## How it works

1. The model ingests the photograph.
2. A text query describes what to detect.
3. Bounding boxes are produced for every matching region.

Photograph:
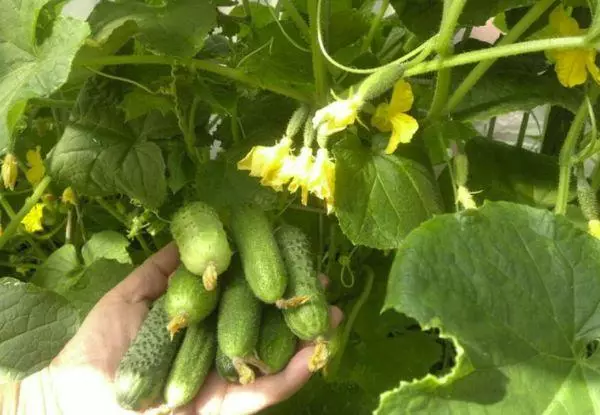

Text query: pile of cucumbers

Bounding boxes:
[114,202,332,411]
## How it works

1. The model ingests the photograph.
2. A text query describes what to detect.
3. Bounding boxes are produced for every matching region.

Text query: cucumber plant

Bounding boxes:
[3,1,600,414]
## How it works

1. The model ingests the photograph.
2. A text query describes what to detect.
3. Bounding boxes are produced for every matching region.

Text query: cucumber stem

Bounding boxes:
[244,354,273,375]
[166,314,188,339]
[233,358,256,385]
[275,295,311,309]
[308,337,330,372]
[202,262,218,291]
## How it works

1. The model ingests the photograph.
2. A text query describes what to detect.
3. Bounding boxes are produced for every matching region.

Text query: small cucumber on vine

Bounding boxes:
[257,307,297,374]
[114,297,182,411]
[216,346,239,383]
[230,205,287,304]
[275,224,331,372]
[165,266,220,337]
[164,319,216,409]
[171,201,232,290]
[217,264,262,384]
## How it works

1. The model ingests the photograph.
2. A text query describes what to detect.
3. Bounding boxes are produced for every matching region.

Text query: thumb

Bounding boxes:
[111,242,179,304]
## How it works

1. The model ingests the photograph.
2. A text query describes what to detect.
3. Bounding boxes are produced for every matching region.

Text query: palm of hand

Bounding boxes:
[38,244,340,415]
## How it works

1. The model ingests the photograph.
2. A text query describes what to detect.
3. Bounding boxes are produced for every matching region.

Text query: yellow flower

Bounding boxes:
[588,219,600,239]
[308,148,336,213]
[287,147,314,205]
[548,7,600,88]
[313,96,363,139]
[21,203,44,233]
[25,146,45,185]
[237,137,293,184]
[371,80,419,154]
[62,187,77,206]
[2,153,18,191]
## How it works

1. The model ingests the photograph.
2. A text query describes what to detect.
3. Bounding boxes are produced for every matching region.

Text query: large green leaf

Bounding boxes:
[379,202,600,413]
[63,259,133,317]
[0,3,89,148]
[0,278,80,382]
[88,0,216,57]
[48,80,167,208]
[333,136,443,249]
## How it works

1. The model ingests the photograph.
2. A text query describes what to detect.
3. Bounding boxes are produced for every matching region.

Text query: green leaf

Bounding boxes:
[379,201,600,413]
[30,244,81,293]
[88,0,217,57]
[0,278,80,382]
[63,259,134,317]
[391,0,535,39]
[121,90,173,121]
[333,136,443,249]
[81,231,132,265]
[0,9,89,149]
[48,80,167,208]
[437,138,575,210]
[451,47,582,120]
[195,159,278,211]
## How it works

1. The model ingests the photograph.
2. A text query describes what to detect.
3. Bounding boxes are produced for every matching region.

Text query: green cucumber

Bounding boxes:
[114,297,182,411]
[165,266,220,336]
[171,202,232,290]
[216,346,239,383]
[275,225,330,371]
[217,264,262,384]
[258,307,297,374]
[164,319,216,409]
[230,206,287,303]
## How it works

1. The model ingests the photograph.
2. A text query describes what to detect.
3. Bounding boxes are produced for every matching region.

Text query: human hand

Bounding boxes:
[9,243,342,415]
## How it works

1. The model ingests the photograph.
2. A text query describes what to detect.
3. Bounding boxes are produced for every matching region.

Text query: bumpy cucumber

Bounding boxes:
[258,307,297,374]
[216,346,239,383]
[230,206,287,303]
[164,319,216,409]
[114,297,182,411]
[217,265,262,384]
[165,266,220,336]
[171,202,232,290]
[275,225,330,371]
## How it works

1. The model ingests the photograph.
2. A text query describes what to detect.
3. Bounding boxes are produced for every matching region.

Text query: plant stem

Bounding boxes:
[76,55,312,103]
[555,94,597,215]
[280,0,310,40]
[308,0,329,105]
[428,0,466,119]
[487,117,497,139]
[95,197,152,256]
[0,176,51,252]
[360,0,389,53]
[404,36,585,78]
[445,0,555,113]
[516,112,530,148]
[436,0,467,55]
[323,265,374,380]
[242,0,252,23]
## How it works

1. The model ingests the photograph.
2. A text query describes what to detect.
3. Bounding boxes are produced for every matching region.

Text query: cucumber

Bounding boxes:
[230,206,287,303]
[217,264,262,384]
[164,319,216,409]
[258,307,297,374]
[275,225,330,371]
[165,266,220,336]
[114,297,182,411]
[171,202,232,290]
[216,346,239,383]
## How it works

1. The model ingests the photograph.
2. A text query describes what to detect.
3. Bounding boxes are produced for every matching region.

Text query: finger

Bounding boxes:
[111,242,179,304]
[219,346,316,415]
